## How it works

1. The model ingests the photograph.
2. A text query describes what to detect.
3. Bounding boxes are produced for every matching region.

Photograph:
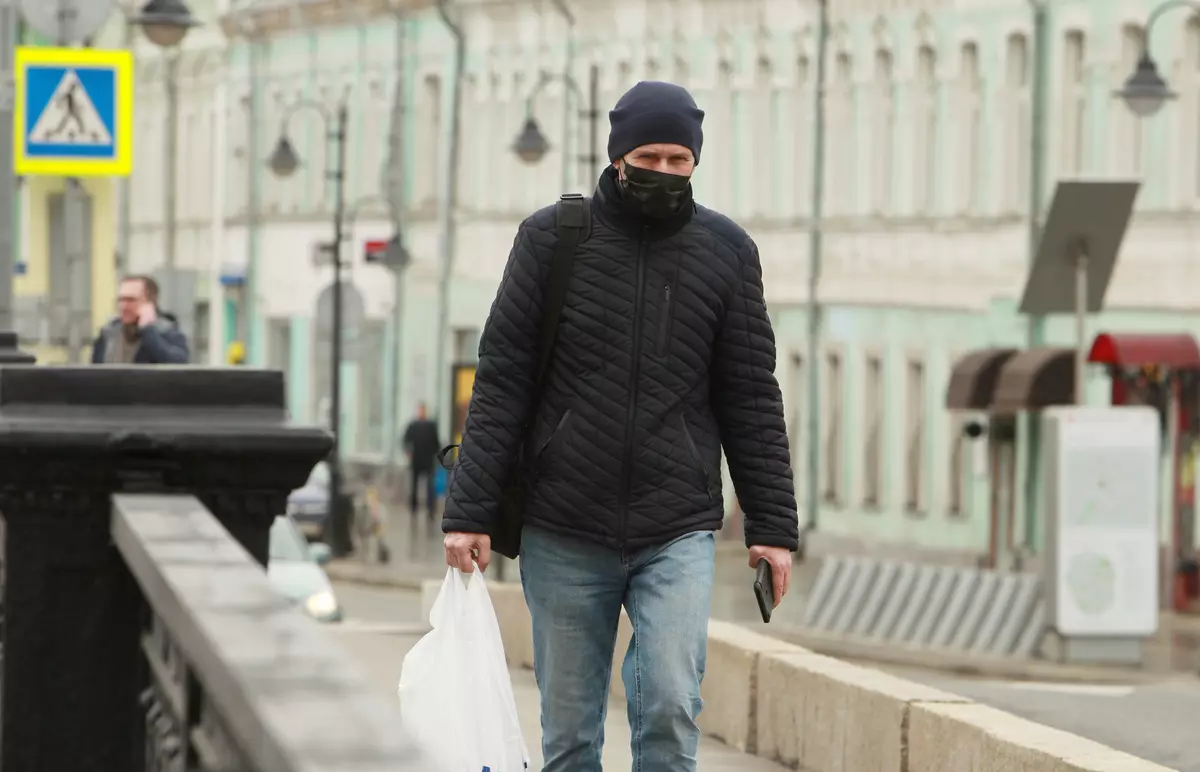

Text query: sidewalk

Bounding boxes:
[335,627,786,770]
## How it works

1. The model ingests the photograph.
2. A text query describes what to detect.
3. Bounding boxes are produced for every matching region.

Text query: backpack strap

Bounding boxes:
[533,193,588,389]
[438,194,588,471]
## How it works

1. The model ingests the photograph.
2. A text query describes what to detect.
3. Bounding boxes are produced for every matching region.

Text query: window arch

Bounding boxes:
[872,49,894,214]
[1114,25,1145,177]
[1060,31,1087,176]
[914,45,938,213]
[958,42,982,213]
[1003,33,1030,213]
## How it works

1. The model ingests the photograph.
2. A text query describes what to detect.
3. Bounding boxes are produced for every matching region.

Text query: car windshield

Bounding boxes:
[307,462,330,488]
[269,517,310,563]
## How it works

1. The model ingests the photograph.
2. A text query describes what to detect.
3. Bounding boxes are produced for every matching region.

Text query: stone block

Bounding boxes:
[698,620,803,752]
[909,702,1178,772]
[488,581,535,669]
[756,650,969,771]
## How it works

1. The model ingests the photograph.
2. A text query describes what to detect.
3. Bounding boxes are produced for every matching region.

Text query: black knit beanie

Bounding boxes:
[607,81,705,165]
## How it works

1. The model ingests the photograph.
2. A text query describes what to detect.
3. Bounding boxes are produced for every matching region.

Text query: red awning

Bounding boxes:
[1087,332,1200,369]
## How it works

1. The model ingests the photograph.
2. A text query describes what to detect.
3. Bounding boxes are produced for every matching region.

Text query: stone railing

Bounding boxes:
[0,365,428,772]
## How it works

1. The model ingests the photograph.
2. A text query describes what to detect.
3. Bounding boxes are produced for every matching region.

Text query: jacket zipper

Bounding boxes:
[617,230,649,547]
[680,415,714,502]
[655,282,674,357]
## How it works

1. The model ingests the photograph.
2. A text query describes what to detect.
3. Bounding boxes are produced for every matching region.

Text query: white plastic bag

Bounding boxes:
[398,566,529,772]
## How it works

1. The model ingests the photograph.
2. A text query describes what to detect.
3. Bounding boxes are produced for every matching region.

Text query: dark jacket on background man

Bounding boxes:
[403,419,441,471]
[90,312,190,364]
[442,166,798,552]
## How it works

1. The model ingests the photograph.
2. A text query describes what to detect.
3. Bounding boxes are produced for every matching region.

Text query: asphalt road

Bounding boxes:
[881,664,1199,771]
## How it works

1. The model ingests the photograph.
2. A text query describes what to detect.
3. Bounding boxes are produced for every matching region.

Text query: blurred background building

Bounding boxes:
[14,0,1200,575]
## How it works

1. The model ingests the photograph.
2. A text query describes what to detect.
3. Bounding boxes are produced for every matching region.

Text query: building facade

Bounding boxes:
[99,0,1200,564]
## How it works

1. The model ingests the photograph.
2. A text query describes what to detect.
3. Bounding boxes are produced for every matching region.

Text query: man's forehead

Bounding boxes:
[628,143,693,159]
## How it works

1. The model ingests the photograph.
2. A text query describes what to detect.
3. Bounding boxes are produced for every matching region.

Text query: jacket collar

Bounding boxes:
[593,166,695,242]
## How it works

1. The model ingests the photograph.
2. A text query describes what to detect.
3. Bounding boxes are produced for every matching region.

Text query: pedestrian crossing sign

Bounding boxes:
[13,47,134,177]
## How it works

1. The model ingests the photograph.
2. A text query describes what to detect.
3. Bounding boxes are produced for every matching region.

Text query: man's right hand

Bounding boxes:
[444,531,491,573]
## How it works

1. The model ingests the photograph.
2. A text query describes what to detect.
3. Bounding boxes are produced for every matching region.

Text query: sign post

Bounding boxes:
[1018,180,1140,405]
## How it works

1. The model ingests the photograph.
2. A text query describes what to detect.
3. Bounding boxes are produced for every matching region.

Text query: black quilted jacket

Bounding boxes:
[442,168,799,552]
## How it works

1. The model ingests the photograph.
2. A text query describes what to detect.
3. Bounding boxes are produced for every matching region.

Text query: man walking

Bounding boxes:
[401,402,441,518]
[91,275,189,364]
[443,81,798,771]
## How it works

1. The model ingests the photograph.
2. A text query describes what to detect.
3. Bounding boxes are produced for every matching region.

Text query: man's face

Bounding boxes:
[117,279,146,325]
[416,403,427,420]
[617,143,695,178]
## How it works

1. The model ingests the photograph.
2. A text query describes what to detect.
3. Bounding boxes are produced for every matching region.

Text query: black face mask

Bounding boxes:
[618,161,691,219]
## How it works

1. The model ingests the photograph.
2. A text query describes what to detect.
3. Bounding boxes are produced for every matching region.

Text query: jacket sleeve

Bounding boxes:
[91,334,104,363]
[711,238,799,551]
[442,221,546,535]
[139,324,190,364]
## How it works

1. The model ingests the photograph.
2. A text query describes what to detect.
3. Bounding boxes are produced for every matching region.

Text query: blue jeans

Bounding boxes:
[520,525,716,772]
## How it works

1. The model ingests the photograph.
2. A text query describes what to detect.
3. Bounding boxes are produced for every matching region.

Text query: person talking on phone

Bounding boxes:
[441,80,798,772]
[91,274,190,365]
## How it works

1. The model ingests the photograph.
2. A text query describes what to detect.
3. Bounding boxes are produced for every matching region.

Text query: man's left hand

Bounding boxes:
[137,301,157,328]
[748,544,792,607]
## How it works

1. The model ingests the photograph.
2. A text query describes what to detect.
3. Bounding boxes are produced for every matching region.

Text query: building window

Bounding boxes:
[453,327,481,364]
[872,49,894,215]
[862,354,884,508]
[416,74,442,209]
[947,415,967,517]
[193,300,210,364]
[830,53,855,216]
[755,57,774,218]
[787,352,805,499]
[914,45,938,213]
[958,42,982,214]
[1188,19,1200,202]
[904,358,926,514]
[795,56,812,215]
[1113,25,1144,177]
[1004,34,1030,213]
[1061,31,1087,177]
[823,351,844,504]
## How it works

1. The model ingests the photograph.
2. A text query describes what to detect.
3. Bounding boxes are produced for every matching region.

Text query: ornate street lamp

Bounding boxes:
[1115,0,1199,117]
[131,0,201,49]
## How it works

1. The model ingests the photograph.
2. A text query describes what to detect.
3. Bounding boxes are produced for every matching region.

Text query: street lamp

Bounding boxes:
[267,96,353,557]
[132,0,200,325]
[132,0,201,49]
[510,66,601,186]
[1115,0,1199,116]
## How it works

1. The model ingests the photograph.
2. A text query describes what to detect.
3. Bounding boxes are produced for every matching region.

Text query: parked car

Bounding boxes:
[287,461,330,540]
[267,515,342,623]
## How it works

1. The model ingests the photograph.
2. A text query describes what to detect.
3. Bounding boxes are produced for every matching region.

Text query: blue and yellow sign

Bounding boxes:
[13,46,134,177]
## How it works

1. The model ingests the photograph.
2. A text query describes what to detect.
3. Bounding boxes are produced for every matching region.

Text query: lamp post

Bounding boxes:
[131,0,201,319]
[1114,0,1200,116]
[803,0,829,543]
[511,64,601,187]
[267,96,353,557]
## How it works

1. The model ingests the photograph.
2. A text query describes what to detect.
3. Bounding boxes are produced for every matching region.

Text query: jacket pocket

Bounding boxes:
[655,279,677,358]
[679,415,713,502]
[536,408,574,462]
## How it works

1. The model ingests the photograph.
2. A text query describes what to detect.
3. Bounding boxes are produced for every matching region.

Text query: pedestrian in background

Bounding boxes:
[442,80,799,771]
[401,402,442,519]
[91,274,189,365]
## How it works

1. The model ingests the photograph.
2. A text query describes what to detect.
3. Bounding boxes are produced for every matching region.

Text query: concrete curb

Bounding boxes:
[420,579,1176,772]
[324,561,434,591]
[774,627,1191,686]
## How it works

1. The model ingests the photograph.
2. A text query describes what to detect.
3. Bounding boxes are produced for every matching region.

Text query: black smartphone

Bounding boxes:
[753,559,774,624]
